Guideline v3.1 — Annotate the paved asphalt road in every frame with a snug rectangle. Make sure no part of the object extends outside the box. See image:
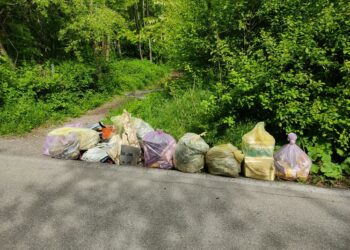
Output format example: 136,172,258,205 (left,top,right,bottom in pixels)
0,154,349,250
